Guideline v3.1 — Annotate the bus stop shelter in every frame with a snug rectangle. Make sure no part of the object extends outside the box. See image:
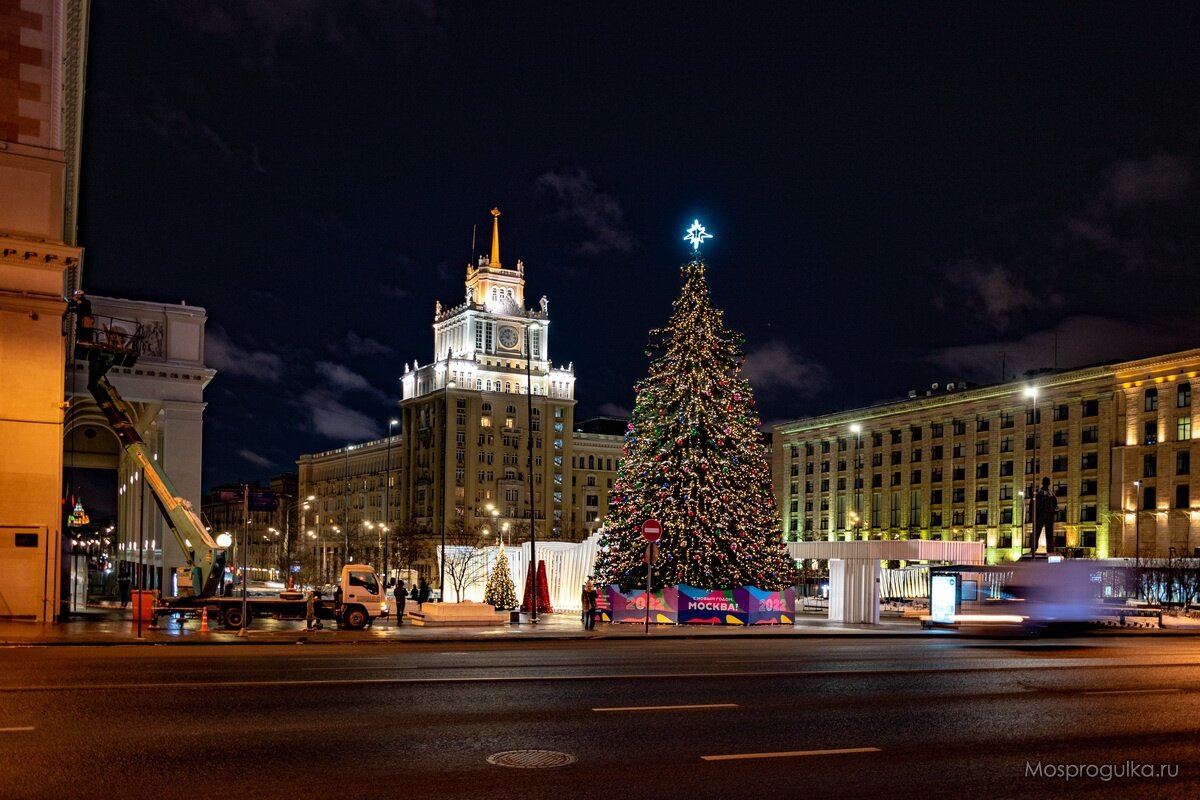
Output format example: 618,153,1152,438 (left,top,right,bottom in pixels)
786,540,986,624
